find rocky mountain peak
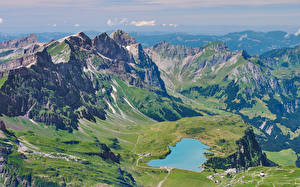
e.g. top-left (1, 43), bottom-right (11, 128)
top-left (110, 30), bottom-right (137, 46)
top-left (93, 32), bottom-right (130, 61)
top-left (0, 34), bottom-right (38, 49)
top-left (152, 41), bottom-right (175, 50)
top-left (149, 41), bottom-right (202, 59)
top-left (64, 32), bottom-right (92, 49)
top-left (204, 41), bottom-right (228, 51)
top-left (74, 32), bottom-right (91, 42)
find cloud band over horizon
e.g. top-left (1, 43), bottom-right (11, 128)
top-left (0, 0), bottom-right (299, 33)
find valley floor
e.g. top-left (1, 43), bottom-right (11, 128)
top-left (0, 115), bottom-right (300, 186)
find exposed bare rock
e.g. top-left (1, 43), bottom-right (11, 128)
top-left (0, 52), bottom-right (38, 73)
top-left (0, 30), bottom-right (169, 130)
top-left (92, 31), bottom-right (166, 93)
top-left (93, 32), bottom-right (131, 61)
top-left (65, 32), bottom-right (92, 50)
top-left (110, 30), bottom-right (137, 46)
top-left (0, 34), bottom-right (38, 49)
top-left (0, 120), bottom-right (7, 132)
top-left (204, 128), bottom-right (276, 170)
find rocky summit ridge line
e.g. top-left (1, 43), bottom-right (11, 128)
top-left (0, 30), bottom-right (200, 131)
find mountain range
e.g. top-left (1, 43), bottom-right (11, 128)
top-left (0, 30), bottom-right (300, 186)
top-left (2, 30), bottom-right (300, 55)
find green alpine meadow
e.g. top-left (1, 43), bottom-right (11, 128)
top-left (1, 0), bottom-right (300, 186)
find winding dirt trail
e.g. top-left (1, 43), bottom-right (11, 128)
top-left (134, 135), bottom-right (174, 187)
top-left (157, 167), bottom-right (173, 187)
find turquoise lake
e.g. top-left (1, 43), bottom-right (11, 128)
top-left (147, 138), bottom-right (211, 172)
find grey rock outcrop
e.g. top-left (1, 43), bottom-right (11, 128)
top-left (0, 30), bottom-right (168, 130)
top-left (110, 30), bottom-right (137, 46)
top-left (0, 34), bottom-right (38, 49)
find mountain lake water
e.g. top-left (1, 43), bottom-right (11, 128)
top-left (147, 138), bottom-right (211, 172)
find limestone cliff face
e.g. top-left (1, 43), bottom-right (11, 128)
top-left (145, 41), bottom-right (202, 89)
top-left (0, 53), bottom-right (37, 72)
top-left (92, 31), bottom-right (166, 93)
top-left (0, 46), bottom-right (106, 130)
top-left (0, 31), bottom-right (168, 130)
top-left (0, 34), bottom-right (38, 49)
top-left (0, 43), bottom-right (42, 73)
top-left (146, 41), bottom-right (280, 95)
top-left (93, 32), bottom-right (131, 61)
top-left (110, 30), bottom-right (137, 46)
top-left (204, 128), bottom-right (275, 170)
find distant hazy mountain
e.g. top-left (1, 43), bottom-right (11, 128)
top-left (133, 31), bottom-right (300, 55)
top-left (0, 32), bottom-right (98, 43)
top-left (2, 30), bottom-right (300, 55)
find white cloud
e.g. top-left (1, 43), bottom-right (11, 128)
top-left (1, 0), bottom-right (299, 7)
top-left (162, 23), bottom-right (178, 27)
top-left (74, 23), bottom-right (80, 27)
top-left (107, 18), bottom-right (129, 26)
top-left (119, 18), bottom-right (128, 25)
top-left (169, 23), bottom-right (178, 27)
top-left (53, 24), bottom-right (57, 27)
top-left (107, 19), bottom-right (114, 26)
top-left (295, 28), bottom-right (300, 36)
top-left (0, 18), bottom-right (3, 24)
top-left (130, 20), bottom-right (156, 27)
top-left (142, 0), bottom-right (300, 7)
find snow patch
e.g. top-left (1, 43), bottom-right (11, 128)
top-left (124, 98), bottom-right (135, 109)
top-left (239, 34), bottom-right (248, 41)
top-left (284, 33), bottom-right (290, 38)
top-left (29, 119), bottom-right (39, 126)
top-left (259, 121), bottom-right (266, 130)
top-left (295, 28), bottom-right (300, 36)
top-left (266, 125), bottom-right (273, 135)
top-left (112, 85), bottom-right (117, 92)
top-left (111, 93), bottom-right (117, 103)
top-left (105, 100), bottom-right (116, 114)
top-left (112, 79), bottom-right (120, 87)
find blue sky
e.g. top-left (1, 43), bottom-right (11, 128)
top-left (0, 0), bottom-right (300, 34)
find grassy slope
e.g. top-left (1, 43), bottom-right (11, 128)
top-left (47, 41), bottom-right (68, 57)
top-left (1, 117), bottom-right (134, 186)
top-left (264, 149), bottom-right (298, 166)
top-left (136, 115), bottom-right (248, 160)
top-left (0, 113), bottom-right (247, 186)
top-left (1, 86), bottom-right (299, 186)
top-left (1, 113), bottom-right (300, 186)
top-left (212, 166), bottom-right (300, 187)
top-left (239, 97), bottom-right (277, 120)
top-left (162, 169), bottom-right (214, 187)
top-left (0, 75), bottom-right (8, 88)
top-left (0, 74), bottom-right (298, 186)
top-left (46, 41), bottom-right (71, 63)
